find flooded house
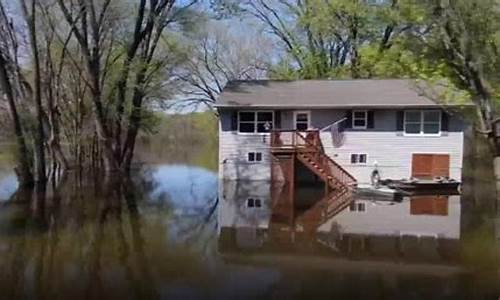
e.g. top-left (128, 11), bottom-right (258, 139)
top-left (215, 80), bottom-right (468, 188)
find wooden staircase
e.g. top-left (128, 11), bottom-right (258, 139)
top-left (271, 130), bottom-right (357, 193)
top-left (295, 185), bottom-right (353, 231)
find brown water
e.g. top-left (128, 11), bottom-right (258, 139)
top-left (0, 141), bottom-right (499, 299)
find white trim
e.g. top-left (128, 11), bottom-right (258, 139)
top-left (237, 110), bottom-right (274, 134)
top-left (352, 110), bottom-right (368, 129)
top-left (403, 110), bottom-right (442, 137)
top-left (293, 110), bottom-right (311, 130)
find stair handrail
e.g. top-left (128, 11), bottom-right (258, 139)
top-left (294, 130), bottom-right (357, 185)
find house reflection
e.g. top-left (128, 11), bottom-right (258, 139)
top-left (218, 181), bottom-right (461, 266)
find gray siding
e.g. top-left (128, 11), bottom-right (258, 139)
top-left (219, 108), bottom-right (467, 132)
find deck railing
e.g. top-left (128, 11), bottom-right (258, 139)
top-left (270, 129), bottom-right (321, 150)
top-left (271, 129), bottom-right (357, 187)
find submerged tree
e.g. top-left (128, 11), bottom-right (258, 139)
top-left (0, 0), bottom-right (202, 181)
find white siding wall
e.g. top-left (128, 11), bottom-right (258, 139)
top-left (321, 131), bottom-right (464, 183)
top-left (220, 131), bottom-right (464, 183)
top-left (219, 131), bottom-right (272, 181)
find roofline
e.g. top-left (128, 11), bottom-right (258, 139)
top-left (214, 103), bottom-right (475, 109)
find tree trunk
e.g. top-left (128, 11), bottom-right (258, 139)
top-left (87, 55), bottom-right (120, 174)
top-left (121, 69), bottom-right (147, 173)
top-left (121, 97), bottom-right (143, 174)
top-left (0, 54), bottom-right (34, 187)
top-left (20, 0), bottom-right (46, 184)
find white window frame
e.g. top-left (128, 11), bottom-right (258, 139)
top-left (238, 111), bottom-right (274, 134)
top-left (352, 110), bottom-right (368, 129)
top-left (293, 111), bottom-right (311, 131)
top-left (404, 110), bottom-right (441, 136)
top-left (247, 152), bottom-right (263, 162)
top-left (350, 153), bottom-right (368, 165)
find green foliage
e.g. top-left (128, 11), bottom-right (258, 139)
top-left (261, 0), bottom-right (500, 111)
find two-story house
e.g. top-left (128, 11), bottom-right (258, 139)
top-left (215, 80), bottom-right (468, 185)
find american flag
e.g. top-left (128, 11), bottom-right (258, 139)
top-left (330, 121), bottom-right (345, 148)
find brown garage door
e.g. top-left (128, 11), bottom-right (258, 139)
top-left (411, 154), bottom-right (450, 179)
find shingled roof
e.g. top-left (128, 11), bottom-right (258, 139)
top-left (215, 79), bottom-right (466, 109)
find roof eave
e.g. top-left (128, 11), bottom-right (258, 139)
top-left (214, 103), bottom-right (475, 109)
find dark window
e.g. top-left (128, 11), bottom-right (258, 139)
top-left (248, 152), bottom-right (262, 162)
top-left (349, 201), bottom-right (366, 212)
top-left (258, 112), bottom-right (273, 122)
top-left (423, 111), bottom-right (440, 134)
top-left (296, 123), bottom-right (308, 131)
top-left (239, 123), bottom-right (255, 133)
top-left (256, 153), bottom-right (262, 161)
top-left (247, 198), bottom-right (262, 208)
top-left (295, 112), bottom-right (309, 131)
top-left (239, 111), bottom-right (273, 133)
top-left (239, 112), bottom-right (255, 122)
top-left (351, 154), bottom-right (367, 164)
top-left (404, 110), bottom-right (441, 135)
top-left (248, 152), bottom-right (255, 162)
top-left (257, 122), bottom-right (272, 133)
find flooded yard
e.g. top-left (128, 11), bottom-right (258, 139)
top-left (0, 143), bottom-right (498, 299)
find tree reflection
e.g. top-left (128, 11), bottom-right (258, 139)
top-left (0, 165), bottom-right (219, 299)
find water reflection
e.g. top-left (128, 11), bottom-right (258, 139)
top-left (0, 171), bottom-right (18, 201)
top-left (219, 182), bottom-right (460, 260)
top-left (218, 181), bottom-right (499, 299)
top-left (0, 165), bottom-right (499, 299)
top-left (0, 165), bottom-right (219, 300)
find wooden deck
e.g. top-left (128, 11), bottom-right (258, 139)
top-left (270, 129), bottom-right (357, 193)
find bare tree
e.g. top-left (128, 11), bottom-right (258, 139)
top-left (174, 21), bottom-right (271, 109)
top-left (0, 2), bottom-right (34, 187)
top-left (19, 0), bottom-right (47, 184)
top-left (55, 0), bottom-right (121, 173)
top-left (55, 0), bottom-right (199, 174)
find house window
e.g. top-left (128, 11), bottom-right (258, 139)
top-left (352, 110), bottom-right (368, 129)
top-left (351, 154), bottom-right (367, 164)
top-left (247, 198), bottom-right (262, 208)
top-left (294, 111), bottom-right (310, 131)
top-left (248, 152), bottom-right (263, 162)
top-left (404, 110), bottom-right (441, 135)
top-left (349, 202), bottom-right (366, 212)
top-left (238, 111), bottom-right (273, 133)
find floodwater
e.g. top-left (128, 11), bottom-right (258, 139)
top-left (0, 141), bottom-right (499, 299)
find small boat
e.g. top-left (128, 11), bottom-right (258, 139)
top-left (380, 178), bottom-right (461, 193)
